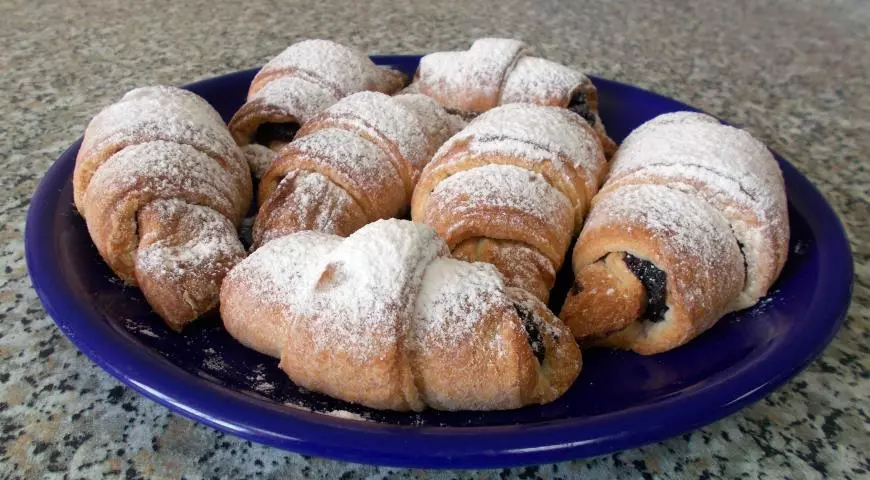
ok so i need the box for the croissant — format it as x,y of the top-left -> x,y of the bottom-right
409,37 -> 616,157
73,86 -> 252,331
411,103 -> 607,302
253,91 -> 462,247
228,39 -> 407,176
221,219 -> 580,411
560,112 -> 789,354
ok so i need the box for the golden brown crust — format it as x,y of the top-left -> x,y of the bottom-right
559,253 -> 646,340
452,238 -> 555,303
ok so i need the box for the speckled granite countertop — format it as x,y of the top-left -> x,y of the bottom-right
2,0 -> 868,478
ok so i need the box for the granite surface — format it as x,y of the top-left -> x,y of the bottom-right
2,0 -> 869,478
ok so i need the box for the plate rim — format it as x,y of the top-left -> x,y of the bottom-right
25,57 -> 854,469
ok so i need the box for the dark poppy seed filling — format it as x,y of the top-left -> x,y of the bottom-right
513,303 -> 546,364
623,254 -> 669,323
254,122 -> 300,146
567,91 -> 596,126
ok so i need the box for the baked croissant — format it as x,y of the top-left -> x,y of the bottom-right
560,112 -> 789,354
412,103 -> 608,302
73,86 -> 252,331
221,219 -> 581,411
253,91 -> 462,247
408,37 -> 616,156
228,39 -> 407,176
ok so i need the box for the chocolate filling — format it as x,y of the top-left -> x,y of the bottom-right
254,122 -> 300,146
623,254 -> 669,323
513,303 -> 546,364
568,91 -> 596,126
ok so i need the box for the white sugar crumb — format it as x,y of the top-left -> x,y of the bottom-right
202,348 -> 227,373
246,366 -> 276,394
122,318 -> 160,338
242,144 -> 277,179
412,258 -> 506,346
323,410 -> 367,421
258,39 -> 401,97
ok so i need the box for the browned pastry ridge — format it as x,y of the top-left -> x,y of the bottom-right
227,39 -> 407,178
221,219 -> 581,411
408,37 -> 616,157
73,86 -> 252,331
560,112 -> 789,355
411,103 -> 607,302
253,91 -> 461,247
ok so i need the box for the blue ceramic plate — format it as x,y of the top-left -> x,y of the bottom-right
26,56 -> 853,468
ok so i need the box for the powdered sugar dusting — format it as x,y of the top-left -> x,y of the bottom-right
429,164 -> 573,229
613,113 -> 783,211
135,199 -> 245,280
584,184 -> 742,306
256,39 -> 402,98
287,128 -> 402,219
417,38 -> 531,111
81,86 -> 240,170
435,104 -> 606,197
84,141 -> 240,219
257,170 -> 357,243
303,220 -> 447,358
310,92 -> 428,181
500,56 -> 591,105
392,94 -> 466,154
249,76 -> 339,124
412,258 -> 506,346
242,144 -> 277,179
230,220 -> 452,360
609,112 -> 789,304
